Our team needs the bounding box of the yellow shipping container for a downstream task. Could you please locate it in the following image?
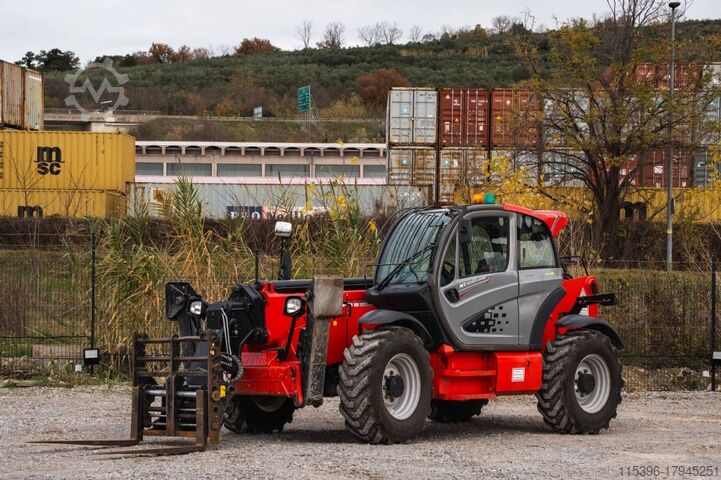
[0,130,135,192]
[0,189,126,218]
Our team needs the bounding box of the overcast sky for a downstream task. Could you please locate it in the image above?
[1,0,719,64]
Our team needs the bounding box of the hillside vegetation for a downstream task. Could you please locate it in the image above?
[42,19,721,120]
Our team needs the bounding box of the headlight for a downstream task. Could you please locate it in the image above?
[284,297,304,316]
[189,300,206,316]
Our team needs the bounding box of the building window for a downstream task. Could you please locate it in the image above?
[363,165,387,178]
[315,164,360,178]
[217,164,262,177]
[266,164,310,177]
[136,163,163,175]
[167,163,212,176]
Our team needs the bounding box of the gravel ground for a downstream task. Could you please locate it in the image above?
[1,386,720,480]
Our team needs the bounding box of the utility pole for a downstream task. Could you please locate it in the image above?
[666,1,681,271]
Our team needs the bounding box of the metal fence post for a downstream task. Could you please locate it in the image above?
[712,256,717,392]
[90,230,97,374]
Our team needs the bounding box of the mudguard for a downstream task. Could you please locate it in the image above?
[358,309,433,347]
[556,314,623,348]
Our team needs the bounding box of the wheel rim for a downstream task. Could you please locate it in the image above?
[382,353,422,420]
[254,396,286,413]
[574,354,611,414]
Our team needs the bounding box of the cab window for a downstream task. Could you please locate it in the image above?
[518,214,558,269]
[440,233,457,287]
[459,216,509,277]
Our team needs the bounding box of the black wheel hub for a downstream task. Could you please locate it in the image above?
[576,371,596,396]
[384,373,405,400]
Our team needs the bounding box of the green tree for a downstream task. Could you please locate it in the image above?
[15,51,36,68]
[35,49,80,71]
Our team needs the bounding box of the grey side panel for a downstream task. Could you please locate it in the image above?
[518,269,563,347]
[527,286,566,350]
[557,314,624,348]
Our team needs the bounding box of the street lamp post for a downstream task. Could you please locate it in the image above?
[666,1,681,271]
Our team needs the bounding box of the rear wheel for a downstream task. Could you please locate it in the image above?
[429,399,488,423]
[338,327,433,444]
[223,395,295,433]
[536,330,623,434]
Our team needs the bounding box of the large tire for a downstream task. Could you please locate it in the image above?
[429,399,488,423]
[223,395,295,434]
[536,330,623,434]
[338,327,433,444]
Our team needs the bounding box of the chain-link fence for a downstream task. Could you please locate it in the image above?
[0,233,94,377]
[0,234,718,391]
[594,261,718,391]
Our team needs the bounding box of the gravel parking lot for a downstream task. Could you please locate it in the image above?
[1,386,720,479]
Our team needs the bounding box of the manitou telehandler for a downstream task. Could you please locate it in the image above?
[36,201,623,455]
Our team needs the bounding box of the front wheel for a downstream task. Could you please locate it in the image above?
[338,327,433,444]
[536,330,623,434]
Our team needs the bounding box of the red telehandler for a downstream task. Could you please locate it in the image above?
[35,202,622,454]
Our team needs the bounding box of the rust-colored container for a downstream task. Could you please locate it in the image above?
[439,88,490,147]
[656,63,702,90]
[634,149,693,188]
[490,89,540,149]
[0,130,136,192]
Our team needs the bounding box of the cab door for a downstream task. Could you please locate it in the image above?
[434,211,519,348]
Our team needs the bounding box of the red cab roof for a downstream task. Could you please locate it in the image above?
[502,203,568,237]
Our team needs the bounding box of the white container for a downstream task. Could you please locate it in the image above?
[387,88,437,145]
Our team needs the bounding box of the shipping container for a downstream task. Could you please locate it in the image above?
[388,147,436,186]
[490,89,541,148]
[2,61,24,129]
[24,69,44,130]
[129,182,426,218]
[0,60,44,130]
[387,88,437,145]
[439,88,490,147]
[634,149,693,188]
[0,189,126,218]
[0,131,135,192]
[439,148,488,186]
[656,63,703,90]
[693,148,718,187]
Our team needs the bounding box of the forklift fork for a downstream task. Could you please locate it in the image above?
[31,332,228,456]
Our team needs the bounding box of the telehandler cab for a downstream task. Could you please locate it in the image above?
[35,202,622,454]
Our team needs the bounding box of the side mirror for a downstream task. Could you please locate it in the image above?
[274,221,292,238]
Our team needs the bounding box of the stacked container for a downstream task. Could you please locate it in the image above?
[0,131,135,217]
[1,60,44,130]
[622,150,693,188]
[387,88,438,189]
[490,88,541,148]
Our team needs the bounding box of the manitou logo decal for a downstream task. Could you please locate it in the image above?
[36,146,64,175]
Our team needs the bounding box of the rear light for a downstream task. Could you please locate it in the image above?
[590,280,599,295]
